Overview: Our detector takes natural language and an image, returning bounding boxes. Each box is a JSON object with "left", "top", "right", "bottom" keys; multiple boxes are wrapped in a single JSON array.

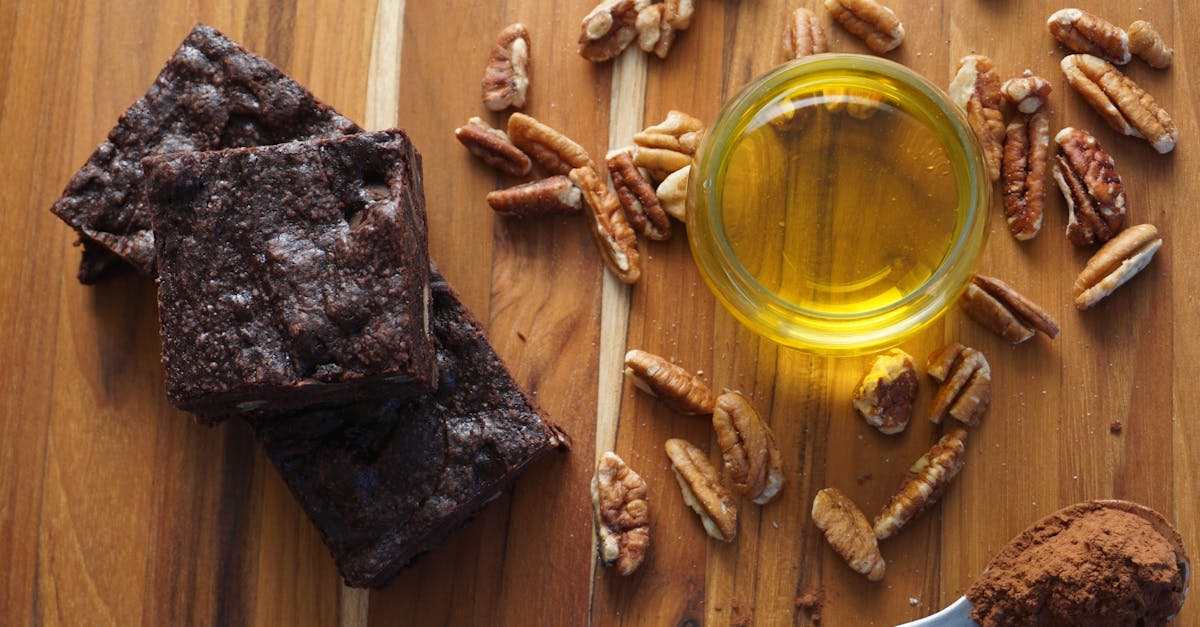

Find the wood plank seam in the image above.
[
  {"left": 588, "top": 45, "right": 648, "bottom": 626},
  {"left": 346, "top": 0, "right": 405, "bottom": 624}
]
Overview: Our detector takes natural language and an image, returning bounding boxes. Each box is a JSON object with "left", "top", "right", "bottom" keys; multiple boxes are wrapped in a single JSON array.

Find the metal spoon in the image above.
[{"left": 895, "top": 500, "right": 1191, "bottom": 627}]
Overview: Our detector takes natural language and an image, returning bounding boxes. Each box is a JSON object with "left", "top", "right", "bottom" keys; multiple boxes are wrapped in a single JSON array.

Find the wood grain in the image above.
[{"left": 2, "top": 0, "right": 1198, "bottom": 625}]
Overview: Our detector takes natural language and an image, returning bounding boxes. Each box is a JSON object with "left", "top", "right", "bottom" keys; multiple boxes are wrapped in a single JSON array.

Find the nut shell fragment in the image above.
[
  {"left": 852, "top": 349, "right": 918, "bottom": 435},
  {"left": 1051, "top": 127, "right": 1126, "bottom": 247},
  {"left": 873, "top": 427, "right": 968, "bottom": 540},
  {"left": 1047, "top": 8, "right": 1130, "bottom": 64},
  {"left": 481, "top": 23, "right": 530, "bottom": 112},
  {"left": 1074, "top": 223, "right": 1162, "bottom": 310},
  {"left": 812, "top": 488, "right": 886, "bottom": 581},
  {"left": 712, "top": 391, "right": 784, "bottom": 505},
  {"left": 1060, "top": 54, "right": 1177, "bottom": 154},
  {"left": 665, "top": 438, "right": 738, "bottom": 542},
  {"left": 623, "top": 348, "right": 715, "bottom": 414},
  {"left": 927, "top": 343, "right": 991, "bottom": 428},
  {"left": 823, "top": 0, "right": 904, "bottom": 54},
  {"left": 592, "top": 452, "right": 650, "bottom": 576}
]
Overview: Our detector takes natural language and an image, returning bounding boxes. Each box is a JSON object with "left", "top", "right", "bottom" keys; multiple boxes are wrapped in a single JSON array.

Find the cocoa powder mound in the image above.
[{"left": 967, "top": 502, "right": 1187, "bottom": 626}]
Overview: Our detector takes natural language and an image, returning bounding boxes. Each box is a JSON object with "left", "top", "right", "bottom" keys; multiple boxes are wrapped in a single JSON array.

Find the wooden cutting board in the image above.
[{"left": 2, "top": 1, "right": 1196, "bottom": 625}]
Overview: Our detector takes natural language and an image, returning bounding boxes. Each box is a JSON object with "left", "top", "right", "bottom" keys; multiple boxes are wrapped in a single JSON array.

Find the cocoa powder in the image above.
[{"left": 967, "top": 501, "right": 1187, "bottom": 626}]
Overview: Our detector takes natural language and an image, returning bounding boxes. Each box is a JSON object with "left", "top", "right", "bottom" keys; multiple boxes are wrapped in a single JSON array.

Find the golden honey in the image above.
[{"left": 688, "top": 55, "right": 989, "bottom": 355}]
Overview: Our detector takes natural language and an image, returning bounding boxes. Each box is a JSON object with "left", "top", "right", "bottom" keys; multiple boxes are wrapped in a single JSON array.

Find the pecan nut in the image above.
[
  {"left": 783, "top": 7, "right": 829, "bottom": 59},
  {"left": 507, "top": 112, "right": 593, "bottom": 175},
  {"left": 634, "top": 110, "right": 705, "bottom": 155},
  {"left": 1047, "top": 8, "right": 1130, "bottom": 64},
  {"left": 639, "top": 0, "right": 695, "bottom": 59},
  {"left": 1051, "top": 127, "right": 1126, "bottom": 247},
  {"left": 635, "top": 4, "right": 666, "bottom": 54},
  {"left": 927, "top": 343, "right": 991, "bottom": 428},
  {"left": 873, "top": 427, "right": 968, "bottom": 540},
  {"left": 811, "top": 488, "right": 886, "bottom": 581},
  {"left": 1074, "top": 223, "right": 1162, "bottom": 310},
  {"left": 486, "top": 176, "right": 583, "bottom": 218},
  {"left": 481, "top": 23, "right": 530, "bottom": 112},
  {"left": 960, "top": 275, "right": 1059, "bottom": 344},
  {"left": 1001, "top": 109, "right": 1050, "bottom": 240},
  {"left": 853, "top": 349, "right": 918, "bottom": 435},
  {"left": 592, "top": 452, "right": 650, "bottom": 576},
  {"left": 656, "top": 164, "right": 689, "bottom": 222},
  {"left": 1001, "top": 70, "right": 1052, "bottom": 114},
  {"left": 579, "top": 0, "right": 640, "bottom": 62},
  {"left": 1128, "top": 20, "right": 1173, "bottom": 69},
  {"left": 454, "top": 117, "right": 532, "bottom": 178},
  {"left": 665, "top": 438, "right": 738, "bottom": 542},
  {"left": 608, "top": 149, "right": 671, "bottom": 240},
  {"left": 822, "top": 0, "right": 904, "bottom": 54},
  {"left": 713, "top": 391, "right": 784, "bottom": 505},
  {"left": 1060, "top": 54, "right": 1178, "bottom": 153},
  {"left": 949, "top": 55, "right": 1005, "bottom": 182},
  {"left": 569, "top": 165, "right": 641, "bottom": 284},
  {"left": 624, "top": 348, "right": 715, "bottom": 414}
]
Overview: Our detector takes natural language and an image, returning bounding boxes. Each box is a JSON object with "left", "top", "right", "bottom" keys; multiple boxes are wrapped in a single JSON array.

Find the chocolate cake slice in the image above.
[
  {"left": 145, "top": 130, "right": 436, "bottom": 421},
  {"left": 50, "top": 23, "right": 361, "bottom": 283},
  {"left": 249, "top": 270, "right": 569, "bottom": 588}
]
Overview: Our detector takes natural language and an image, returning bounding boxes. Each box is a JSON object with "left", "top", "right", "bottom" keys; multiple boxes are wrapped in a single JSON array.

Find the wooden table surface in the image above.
[{"left": 2, "top": 0, "right": 1195, "bottom": 625}]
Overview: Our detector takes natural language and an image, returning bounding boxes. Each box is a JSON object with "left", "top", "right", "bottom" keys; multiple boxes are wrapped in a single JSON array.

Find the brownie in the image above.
[
  {"left": 249, "top": 270, "right": 570, "bottom": 588},
  {"left": 50, "top": 23, "right": 361, "bottom": 283},
  {"left": 145, "top": 130, "right": 437, "bottom": 421}
]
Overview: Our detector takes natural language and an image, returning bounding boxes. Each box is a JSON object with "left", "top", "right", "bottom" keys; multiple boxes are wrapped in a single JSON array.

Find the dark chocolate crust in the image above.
[
  {"left": 50, "top": 23, "right": 361, "bottom": 282},
  {"left": 250, "top": 271, "right": 570, "bottom": 588},
  {"left": 147, "top": 130, "right": 436, "bottom": 421}
]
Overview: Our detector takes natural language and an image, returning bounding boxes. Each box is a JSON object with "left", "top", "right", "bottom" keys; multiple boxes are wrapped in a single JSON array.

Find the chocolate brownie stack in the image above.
[{"left": 48, "top": 24, "right": 568, "bottom": 587}]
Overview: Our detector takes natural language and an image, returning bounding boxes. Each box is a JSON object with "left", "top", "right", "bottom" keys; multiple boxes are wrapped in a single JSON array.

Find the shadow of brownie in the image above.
[
  {"left": 145, "top": 130, "right": 436, "bottom": 421},
  {"left": 249, "top": 270, "right": 570, "bottom": 588},
  {"left": 50, "top": 23, "right": 360, "bottom": 283}
]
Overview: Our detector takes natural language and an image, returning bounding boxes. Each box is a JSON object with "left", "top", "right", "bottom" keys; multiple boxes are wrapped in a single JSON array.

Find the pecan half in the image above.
[
  {"left": 1051, "top": 127, "right": 1126, "bottom": 247},
  {"left": 949, "top": 55, "right": 1005, "bottom": 182},
  {"left": 822, "top": 0, "right": 904, "bottom": 54},
  {"left": 580, "top": 0, "right": 640, "bottom": 62},
  {"left": 656, "top": 164, "right": 689, "bottom": 222},
  {"left": 812, "top": 488, "right": 886, "bottom": 581},
  {"left": 713, "top": 391, "right": 784, "bottom": 505},
  {"left": 640, "top": 0, "right": 695, "bottom": 58},
  {"left": 1001, "top": 71, "right": 1052, "bottom": 114},
  {"left": 852, "top": 349, "right": 918, "bottom": 435},
  {"left": 1047, "top": 8, "right": 1130, "bottom": 65},
  {"left": 454, "top": 117, "right": 532, "bottom": 178},
  {"left": 1060, "top": 54, "right": 1178, "bottom": 154},
  {"left": 570, "top": 164, "right": 641, "bottom": 284},
  {"left": 481, "top": 23, "right": 530, "bottom": 112},
  {"left": 1128, "top": 20, "right": 1173, "bottom": 69},
  {"left": 783, "top": 7, "right": 829, "bottom": 60},
  {"left": 1001, "top": 109, "right": 1050, "bottom": 240},
  {"left": 487, "top": 176, "right": 582, "bottom": 218},
  {"left": 635, "top": 110, "right": 705, "bottom": 154},
  {"left": 608, "top": 149, "right": 671, "bottom": 240},
  {"left": 665, "top": 438, "right": 738, "bottom": 542},
  {"left": 927, "top": 343, "right": 991, "bottom": 428},
  {"left": 635, "top": 4, "right": 666, "bottom": 54},
  {"left": 873, "top": 427, "right": 968, "bottom": 540},
  {"left": 508, "top": 112, "right": 593, "bottom": 175},
  {"left": 1074, "top": 223, "right": 1163, "bottom": 310},
  {"left": 592, "top": 452, "right": 650, "bottom": 576},
  {"left": 961, "top": 275, "right": 1060, "bottom": 344},
  {"left": 624, "top": 348, "right": 716, "bottom": 414}
]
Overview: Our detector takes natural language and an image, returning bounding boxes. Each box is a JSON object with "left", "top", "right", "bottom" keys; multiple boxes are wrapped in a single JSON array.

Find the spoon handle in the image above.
[{"left": 893, "top": 595, "right": 978, "bottom": 627}]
